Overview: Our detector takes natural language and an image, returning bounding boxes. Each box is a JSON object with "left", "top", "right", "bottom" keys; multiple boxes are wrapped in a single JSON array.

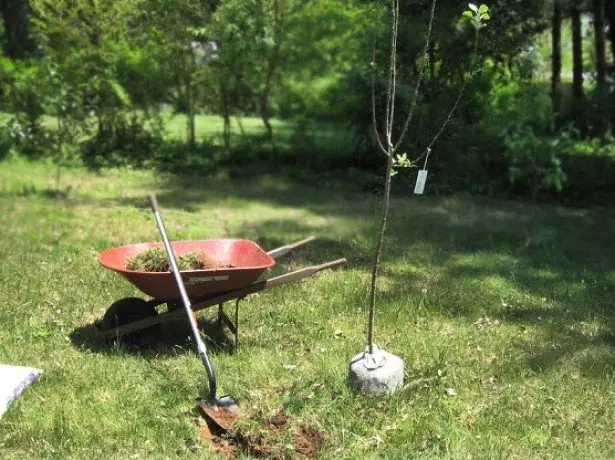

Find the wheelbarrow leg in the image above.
[
  {"left": 217, "top": 303, "right": 224, "bottom": 328},
  {"left": 234, "top": 298, "right": 240, "bottom": 350},
  {"left": 217, "top": 302, "right": 238, "bottom": 349},
  {"left": 213, "top": 299, "right": 241, "bottom": 350}
]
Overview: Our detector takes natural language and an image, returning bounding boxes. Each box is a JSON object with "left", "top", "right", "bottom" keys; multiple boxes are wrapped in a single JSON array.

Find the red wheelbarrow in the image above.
[{"left": 96, "top": 236, "right": 346, "bottom": 345}]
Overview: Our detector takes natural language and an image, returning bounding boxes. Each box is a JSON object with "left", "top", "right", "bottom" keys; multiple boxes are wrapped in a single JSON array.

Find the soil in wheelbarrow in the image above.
[
  {"left": 196, "top": 409, "right": 325, "bottom": 459},
  {"left": 126, "top": 248, "right": 235, "bottom": 272}
]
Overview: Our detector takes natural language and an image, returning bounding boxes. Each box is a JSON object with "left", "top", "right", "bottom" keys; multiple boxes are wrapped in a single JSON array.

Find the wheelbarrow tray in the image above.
[{"left": 98, "top": 239, "right": 275, "bottom": 299}]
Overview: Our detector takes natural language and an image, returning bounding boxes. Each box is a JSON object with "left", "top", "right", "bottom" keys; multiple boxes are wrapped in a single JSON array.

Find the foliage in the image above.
[
  {"left": 0, "top": 0, "right": 612, "bottom": 210},
  {"left": 81, "top": 115, "right": 165, "bottom": 170},
  {"left": 558, "top": 151, "right": 615, "bottom": 206},
  {"left": 0, "top": 58, "right": 46, "bottom": 132},
  {"left": 279, "top": 0, "right": 374, "bottom": 119},
  {"left": 44, "top": 61, "right": 90, "bottom": 191},
  {"left": 0, "top": 123, "right": 12, "bottom": 160},
  {"left": 462, "top": 3, "right": 491, "bottom": 29},
  {"left": 503, "top": 123, "right": 573, "bottom": 200}
]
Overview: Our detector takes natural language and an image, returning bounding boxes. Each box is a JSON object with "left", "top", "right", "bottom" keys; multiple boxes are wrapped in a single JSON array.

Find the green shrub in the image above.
[
  {"left": 0, "top": 124, "right": 12, "bottom": 161},
  {"left": 7, "top": 117, "right": 54, "bottom": 160},
  {"left": 502, "top": 123, "right": 573, "bottom": 201},
  {"left": 558, "top": 152, "right": 615, "bottom": 206},
  {"left": 1, "top": 59, "right": 46, "bottom": 130},
  {"left": 81, "top": 115, "right": 164, "bottom": 169}
]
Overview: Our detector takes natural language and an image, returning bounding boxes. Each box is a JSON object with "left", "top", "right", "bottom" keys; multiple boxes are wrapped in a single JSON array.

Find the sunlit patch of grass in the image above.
[{"left": 1, "top": 158, "right": 615, "bottom": 458}]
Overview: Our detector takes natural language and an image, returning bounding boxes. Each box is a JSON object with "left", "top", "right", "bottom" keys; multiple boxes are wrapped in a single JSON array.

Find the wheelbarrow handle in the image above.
[
  {"left": 265, "top": 258, "right": 347, "bottom": 288},
  {"left": 267, "top": 236, "right": 316, "bottom": 259}
]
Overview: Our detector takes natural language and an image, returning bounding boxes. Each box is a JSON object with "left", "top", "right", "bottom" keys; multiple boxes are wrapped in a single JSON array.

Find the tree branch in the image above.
[
  {"left": 392, "top": 0, "right": 437, "bottom": 153},
  {"left": 371, "top": 31, "right": 389, "bottom": 156},
  {"left": 418, "top": 25, "right": 481, "bottom": 158},
  {"left": 386, "top": 0, "right": 400, "bottom": 148}
]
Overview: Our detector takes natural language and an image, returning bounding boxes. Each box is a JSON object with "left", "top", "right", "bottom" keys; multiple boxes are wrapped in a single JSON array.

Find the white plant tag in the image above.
[{"left": 414, "top": 169, "right": 428, "bottom": 195}]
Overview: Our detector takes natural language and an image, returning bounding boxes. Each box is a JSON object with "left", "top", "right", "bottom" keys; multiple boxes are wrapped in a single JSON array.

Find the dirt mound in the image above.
[{"left": 197, "top": 408, "right": 325, "bottom": 459}]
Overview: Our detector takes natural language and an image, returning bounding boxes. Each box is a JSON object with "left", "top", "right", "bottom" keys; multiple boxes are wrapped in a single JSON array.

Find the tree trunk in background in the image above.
[
  {"left": 186, "top": 71, "right": 196, "bottom": 149},
  {"left": 594, "top": 0, "right": 607, "bottom": 87},
  {"left": 605, "top": 0, "right": 615, "bottom": 132},
  {"left": 258, "top": 0, "right": 284, "bottom": 149},
  {"left": 551, "top": 0, "right": 563, "bottom": 129},
  {"left": 260, "top": 58, "right": 276, "bottom": 148},
  {"left": 593, "top": 0, "right": 608, "bottom": 137},
  {"left": 0, "top": 0, "right": 33, "bottom": 58},
  {"left": 571, "top": 2, "right": 586, "bottom": 138},
  {"left": 607, "top": 0, "right": 615, "bottom": 61},
  {"left": 221, "top": 89, "right": 231, "bottom": 149}
]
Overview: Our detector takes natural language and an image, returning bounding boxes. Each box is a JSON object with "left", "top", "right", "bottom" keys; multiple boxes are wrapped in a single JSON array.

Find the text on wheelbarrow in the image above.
[{"left": 186, "top": 275, "right": 230, "bottom": 285}]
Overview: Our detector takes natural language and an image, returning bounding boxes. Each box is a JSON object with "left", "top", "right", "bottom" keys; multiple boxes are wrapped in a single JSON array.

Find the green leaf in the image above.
[
  {"left": 481, "top": 13, "right": 490, "bottom": 20},
  {"left": 478, "top": 4, "right": 489, "bottom": 14},
  {"left": 109, "top": 80, "right": 131, "bottom": 106},
  {"left": 462, "top": 10, "right": 474, "bottom": 18}
]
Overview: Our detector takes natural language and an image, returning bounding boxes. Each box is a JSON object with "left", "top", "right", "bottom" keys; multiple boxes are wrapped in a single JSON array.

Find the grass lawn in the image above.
[{"left": 0, "top": 157, "right": 614, "bottom": 459}]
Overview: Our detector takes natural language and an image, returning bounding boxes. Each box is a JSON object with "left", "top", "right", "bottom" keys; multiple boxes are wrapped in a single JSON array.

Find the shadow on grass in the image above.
[
  {"left": 70, "top": 315, "right": 237, "bottom": 358},
  {"left": 0, "top": 183, "right": 74, "bottom": 200},
  {"left": 70, "top": 169, "right": 615, "bottom": 376},
  {"left": 112, "top": 173, "right": 614, "bottom": 309}
]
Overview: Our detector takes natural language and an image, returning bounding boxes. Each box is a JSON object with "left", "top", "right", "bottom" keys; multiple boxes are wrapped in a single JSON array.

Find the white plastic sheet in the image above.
[{"left": 0, "top": 365, "right": 42, "bottom": 419}]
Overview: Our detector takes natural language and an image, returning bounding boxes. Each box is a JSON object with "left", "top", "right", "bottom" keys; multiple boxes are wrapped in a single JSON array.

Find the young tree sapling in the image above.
[{"left": 348, "top": 1, "right": 490, "bottom": 396}]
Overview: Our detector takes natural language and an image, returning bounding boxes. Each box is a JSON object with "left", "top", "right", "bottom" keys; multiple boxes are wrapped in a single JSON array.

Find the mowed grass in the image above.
[{"left": 0, "top": 157, "right": 614, "bottom": 459}]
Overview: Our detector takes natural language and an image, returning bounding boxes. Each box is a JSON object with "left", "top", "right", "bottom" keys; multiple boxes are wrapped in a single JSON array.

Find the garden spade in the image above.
[{"left": 148, "top": 193, "right": 240, "bottom": 433}]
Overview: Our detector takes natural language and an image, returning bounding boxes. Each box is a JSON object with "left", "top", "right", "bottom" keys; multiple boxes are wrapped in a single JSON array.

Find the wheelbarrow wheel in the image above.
[{"left": 100, "top": 297, "right": 160, "bottom": 344}]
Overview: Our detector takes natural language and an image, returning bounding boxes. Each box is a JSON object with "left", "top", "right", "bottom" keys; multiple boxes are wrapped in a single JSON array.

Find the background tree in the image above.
[
  {"left": 592, "top": 0, "right": 608, "bottom": 136},
  {"left": 552, "top": 0, "right": 563, "bottom": 126},
  {"left": 606, "top": 0, "right": 615, "bottom": 132},
  {"left": 139, "top": 0, "right": 215, "bottom": 148},
  {"left": 0, "top": 0, "right": 36, "bottom": 58},
  {"left": 571, "top": 0, "right": 586, "bottom": 137},
  {"left": 256, "top": 0, "right": 287, "bottom": 147}
]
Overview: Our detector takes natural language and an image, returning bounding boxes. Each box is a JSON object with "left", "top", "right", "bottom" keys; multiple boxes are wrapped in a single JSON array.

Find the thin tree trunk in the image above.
[
  {"left": 235, "top": 116, "right": 247, "bottom": 138},
  {"left": 524, "top": 174, "right": 540, "bottom": 249},
  {"left": 186, "top": 71, "right": 196, "bottom": 148},
  {"left": 594, "top": 0, "right": 607, "bottom": 88},
  {"left": 259, "top": 0, "right": 284, "bottom": 149},
  {"left": 607, "top": 0, "right": 615, "bottom": 62},
  {"left": 55, "top": 116, "right": 66, "bottom": 195},
  {"left": 593, "top": 0, "right": 608, "bottom": 136},
  {"left": 221, "top": 90, "right": 231, "bottom": 149},
  {"left": 0, "top": 0, "right": 31, "bottom": 58},
  {"left": 260, "top": 107, "right": 274, "bottom": 147},
  {"left": 551, "top": 0, "right": 563, "bottom": 128},
  {"left": 604, "top": 0, "right": 615, "bottom": 133},
  {"left": 260, "top": 56, "right": 276, "bottom": 148},
  {"left": 571, "top": 2, "right": 586, "bottom": 137},
  {"left": 367, "top": 154, "right": 394, "bottom": 354}
]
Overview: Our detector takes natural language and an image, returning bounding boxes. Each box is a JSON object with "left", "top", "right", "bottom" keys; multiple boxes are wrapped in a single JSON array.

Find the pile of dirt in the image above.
[
  {"left": 197, "top": 409, "right": 325, "bottom": 459},
  {"left": 292, "top": 424, "right": 325, "bottom": 457},
  {"left": 125, "top": 248, "right": 235, "bottom": 272}
]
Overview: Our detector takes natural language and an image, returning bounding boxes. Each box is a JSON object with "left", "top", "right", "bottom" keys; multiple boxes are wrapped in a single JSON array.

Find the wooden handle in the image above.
[
  {"left": 265, "top": 258, "right": 346, "bottom": 287},
  {"left": 267, "top": 236, "right": 316, "bottom": 259}
]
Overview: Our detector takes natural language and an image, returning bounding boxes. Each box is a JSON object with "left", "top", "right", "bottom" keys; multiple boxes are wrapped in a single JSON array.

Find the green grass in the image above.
[{"left": 0, "top": 157, "right": 614, "bottom": 459}]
